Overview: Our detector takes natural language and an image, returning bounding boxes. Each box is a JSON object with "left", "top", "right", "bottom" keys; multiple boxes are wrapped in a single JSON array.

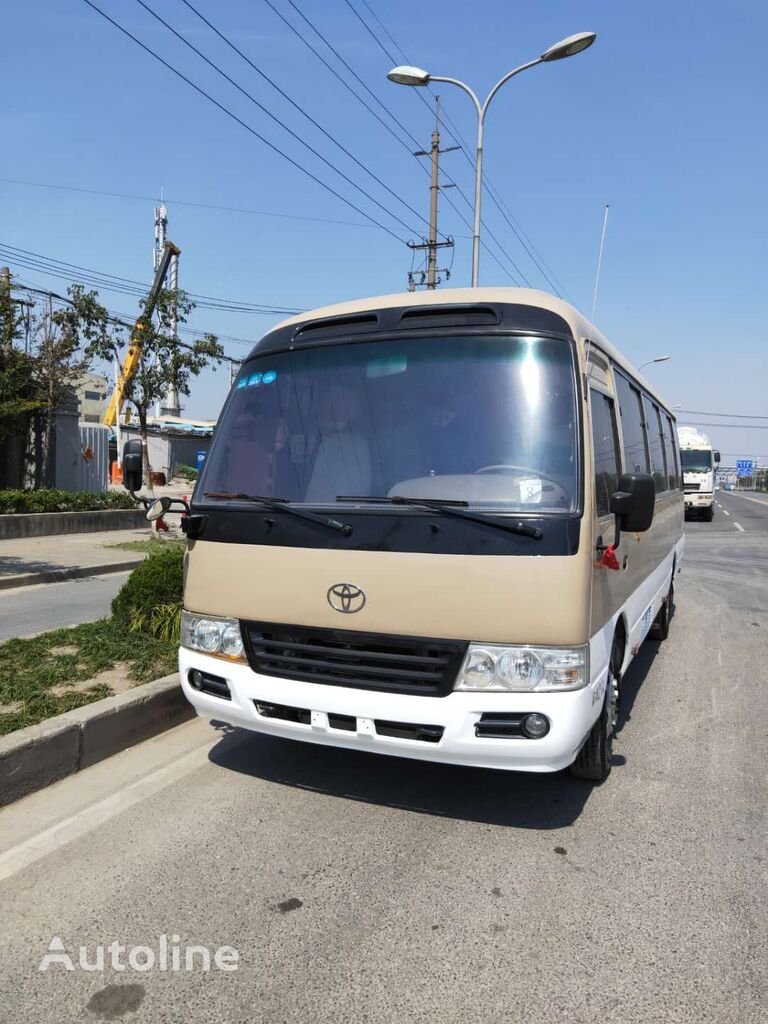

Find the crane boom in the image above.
[{"left": 103, "top": 241, "right": 181, "bottom": 428}]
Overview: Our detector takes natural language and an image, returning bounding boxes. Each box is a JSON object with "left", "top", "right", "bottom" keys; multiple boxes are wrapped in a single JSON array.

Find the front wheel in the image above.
[{"left": 569, "top": 668, "right": 618, "bottom": 783}]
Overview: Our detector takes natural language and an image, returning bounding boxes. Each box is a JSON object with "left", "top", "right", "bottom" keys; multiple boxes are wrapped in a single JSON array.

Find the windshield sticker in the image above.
[
  {"left": 247, "top": 373, "right": 263, "bottom": 387},
  {"left": 263, "top": 370, "right": 277, "bottom": 384}
]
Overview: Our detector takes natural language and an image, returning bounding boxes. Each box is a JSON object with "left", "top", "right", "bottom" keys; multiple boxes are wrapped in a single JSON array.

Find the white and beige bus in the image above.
[{"left": 128, "top": 288, "right": 684, "bottom": 782}]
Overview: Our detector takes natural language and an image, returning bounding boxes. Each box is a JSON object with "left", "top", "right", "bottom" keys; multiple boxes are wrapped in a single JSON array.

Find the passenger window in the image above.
[
  {"left": 642, "top": 396, "right": 667, "bottom": 494},
  {"left": 663, "top": 415, "right": 680, "bottom": 490},
  {"left": 590, "top": 389, "right": 621, "bottom": 517},
  {"left": 614, "top": 373, "right": 650, "bottom": 474}
]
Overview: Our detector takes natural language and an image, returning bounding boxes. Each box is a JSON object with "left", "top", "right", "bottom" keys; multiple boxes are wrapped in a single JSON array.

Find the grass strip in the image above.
[{"left": 0, "top": 618, "right": 177, "bottom": 736}]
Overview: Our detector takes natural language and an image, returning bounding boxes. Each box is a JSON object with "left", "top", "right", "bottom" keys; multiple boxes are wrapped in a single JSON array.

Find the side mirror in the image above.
[
  {"left": 146, "top": 496, "right": 172, "bottom": 522},
  {"left": 122, "top": 439, "right": 143, "bottom": 494},
  {"left": 610, "top": 473, "right": 655, "bottom": 534},
  {"left": 714, "top": 451, "right": 721, "bottom": 464}
]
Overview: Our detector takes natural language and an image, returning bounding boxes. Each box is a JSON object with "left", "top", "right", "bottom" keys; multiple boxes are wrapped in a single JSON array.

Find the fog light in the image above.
[
  {"left": 521, "top": 713, "right": 550, "bottom": 738},
  {"left": 189, "top": 669, "right": 203, "bottom": 690}
]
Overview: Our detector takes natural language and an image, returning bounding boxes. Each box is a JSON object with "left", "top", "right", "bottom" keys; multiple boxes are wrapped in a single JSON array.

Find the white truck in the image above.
[{"left": 677, "top": 426, "right": 720, "bottom": 520}]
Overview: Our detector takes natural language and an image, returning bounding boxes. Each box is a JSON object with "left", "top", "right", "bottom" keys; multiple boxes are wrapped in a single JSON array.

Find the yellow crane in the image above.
[{"left": 103, "top": 241, "right": 181, "bottom": 428}]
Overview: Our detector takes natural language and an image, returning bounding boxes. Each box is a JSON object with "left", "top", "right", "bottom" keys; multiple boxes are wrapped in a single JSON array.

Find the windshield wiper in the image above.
[
  {"left": 336, "top": 495, "right": 543, "bottom": 540},
  {"left": 203, "top": 492, "right": 352, "bottom": 536}
]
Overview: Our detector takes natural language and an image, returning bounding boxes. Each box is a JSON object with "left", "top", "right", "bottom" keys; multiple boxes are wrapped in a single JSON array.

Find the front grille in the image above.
[
  {"left": 684, "top": 483, "right": 701, "bottom": 492},
  {"left": 243, "top": 621, "right": 467, "bottom": 697}
]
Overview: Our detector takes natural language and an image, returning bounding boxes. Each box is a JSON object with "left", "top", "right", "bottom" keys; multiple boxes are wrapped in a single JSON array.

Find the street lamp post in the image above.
[
  {"left": 638, "top": 356, "right": 672, "bottom": 372},
  {"left": 387, "top": 32, "right": 596, "bottom": 287}
]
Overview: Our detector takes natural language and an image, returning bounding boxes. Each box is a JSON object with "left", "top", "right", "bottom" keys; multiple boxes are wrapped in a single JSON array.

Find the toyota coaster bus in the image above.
[{"left": 126, "top": 288, "right": 684, "bottom": 782}]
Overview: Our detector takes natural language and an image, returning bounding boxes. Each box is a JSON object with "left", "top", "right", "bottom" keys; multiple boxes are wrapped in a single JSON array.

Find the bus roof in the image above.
[{"left": 263, "top": 286, "right": 675, "bottom": 417}]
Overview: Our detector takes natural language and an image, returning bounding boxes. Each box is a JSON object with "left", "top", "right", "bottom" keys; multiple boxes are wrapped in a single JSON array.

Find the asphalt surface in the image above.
[
  {"left": 0, "top": 493, "right": 766, "bottom": 1023},
  {"left": 0, "top": 572, "right": 129, "bottom": 642}
]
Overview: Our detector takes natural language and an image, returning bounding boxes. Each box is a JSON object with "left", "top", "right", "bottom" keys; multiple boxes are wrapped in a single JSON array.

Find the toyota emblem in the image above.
[{"left": 327, "top": 583, "right": 366, "bottom": 614}]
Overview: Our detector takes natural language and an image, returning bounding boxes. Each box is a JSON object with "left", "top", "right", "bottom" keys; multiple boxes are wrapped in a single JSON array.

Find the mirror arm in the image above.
[{"left": 596, "top": 516, "right": 622, "bottom": 555}]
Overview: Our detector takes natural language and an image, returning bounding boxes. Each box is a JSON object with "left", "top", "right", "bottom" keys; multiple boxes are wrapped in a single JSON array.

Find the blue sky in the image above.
[{"left": 1, "top": 0, "right": 766, "bottom": 462}]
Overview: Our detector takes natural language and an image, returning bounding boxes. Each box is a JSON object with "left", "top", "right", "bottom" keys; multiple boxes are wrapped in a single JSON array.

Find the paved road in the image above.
[
  {"left": 0, "top": 572, "right": 129, "bottom": 641},
  {"left": 0, "top": 518, "right": 766, "bottom": 1022}
]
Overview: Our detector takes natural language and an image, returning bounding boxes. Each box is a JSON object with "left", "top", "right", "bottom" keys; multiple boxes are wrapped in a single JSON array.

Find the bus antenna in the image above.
[{"left": 584, "top": 203, "right": 610, "bottom": 377}]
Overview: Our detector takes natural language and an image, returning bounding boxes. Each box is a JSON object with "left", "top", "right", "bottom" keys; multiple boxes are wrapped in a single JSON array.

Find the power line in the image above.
[
  {"left": 12, "top": 282, "right": 243, "bottom": 365},
  {"left": 132, "top": 0, "right": 424, "bottom": 240},
  {"left": 79, "top": 0, "right": 408, "bottom": 245},
  {"left": 264, "top": 0, "right": 522, "bottom": 283},
  {"left": 347, "top": 0, "right": 571, "bottom": 296},
  {"left": 676, "top": 409, "right": 768, "bottom": 420},
  {"left": 0, "top": 176, "right": 380, "bottom": 230},
  {"left": 338, "top": 0, "right": 530, "bottom": 284},
  {"left": 176, "top": 0, "right": 433, "bottom": 238},
  {"left": 678, "top": 422, "right": 768, "bottom": 430},
  {"left": 284, "top": 0, "right": 424, "bottom": 152},
  {"left": 0, "top": 242, "right": 305, "bottom": 314}
]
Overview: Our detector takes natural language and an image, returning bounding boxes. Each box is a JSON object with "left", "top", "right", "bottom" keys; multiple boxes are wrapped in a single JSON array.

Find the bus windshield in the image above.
[
  {"left": 681, "top": 449, "right": 713, "bottom": 473},
  {"left": 199, "top": 334, "right": 579, "bottom": 512}
]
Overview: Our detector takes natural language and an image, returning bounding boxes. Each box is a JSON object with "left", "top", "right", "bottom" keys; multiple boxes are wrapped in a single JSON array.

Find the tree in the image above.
[
  {"left": 30, "top": 285, "right": 112, "bottom": 480},
  {"left": 87, "top": 287, "right": 224, "bottom": 487},
  {"left": 0, "top": 272, "right": 42, "bottom": 440}
]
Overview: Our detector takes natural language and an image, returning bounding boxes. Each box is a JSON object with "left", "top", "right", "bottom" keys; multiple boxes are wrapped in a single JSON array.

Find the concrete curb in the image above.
[
  {"left": 0, "top": 509, "right": 147, "bottom": 540},
  {"left": 0, "top": 673, "right": 194, "bottom": 807},
  {"left": 0, "top": 558, "right": 144, "bottom": 591}
]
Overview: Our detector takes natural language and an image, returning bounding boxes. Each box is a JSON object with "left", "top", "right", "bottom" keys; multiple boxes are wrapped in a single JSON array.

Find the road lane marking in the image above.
[
  {"left": 734, "top": 522, "right": 745, "bottom": 533},
  {"left": 731, "top": 493, "right": 768, "bottom": 507},
  {"left": 723, "top": 510, "right": 730, "bottom": 516},
  {"left": 0, "top": 743, "right": 213, "bottom": 883}
]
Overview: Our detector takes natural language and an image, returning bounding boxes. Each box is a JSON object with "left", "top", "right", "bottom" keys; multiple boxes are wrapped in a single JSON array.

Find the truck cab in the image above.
[{"left": 677, "top": 426, "right": 720, "bottom": 520}]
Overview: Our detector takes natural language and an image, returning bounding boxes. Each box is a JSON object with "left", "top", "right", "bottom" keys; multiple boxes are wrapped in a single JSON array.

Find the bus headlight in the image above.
[
  {"left": 455, "top": 644, "right": 587, "bottom": 692},
  {"left": 181, "top": 611, "right": 245, "bottom": 662}
]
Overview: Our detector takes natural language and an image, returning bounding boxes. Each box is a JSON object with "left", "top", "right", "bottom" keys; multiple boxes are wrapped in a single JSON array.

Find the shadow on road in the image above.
[
  {"left": 207, "top": 722, "right": 597, "bottom": 831},
  {"left": 0, "top": 555, "right": 68, "bottom": 578}
]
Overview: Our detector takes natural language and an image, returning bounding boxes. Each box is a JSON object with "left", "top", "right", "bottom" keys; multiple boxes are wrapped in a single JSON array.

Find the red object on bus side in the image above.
[{"left": 600, "top": 545, "right": 621, "bottom": 571}]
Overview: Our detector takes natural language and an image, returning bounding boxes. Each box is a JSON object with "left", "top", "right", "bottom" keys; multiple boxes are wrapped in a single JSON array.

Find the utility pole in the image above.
[
  {"left": 408, "top": 97, "right": 456, "bottom": 290},
  {"left": 152, "top": 203, "right": 182, "bottom": 417},
  {"left": 1, "top": 266, "right": 12, "bottom": 352}
]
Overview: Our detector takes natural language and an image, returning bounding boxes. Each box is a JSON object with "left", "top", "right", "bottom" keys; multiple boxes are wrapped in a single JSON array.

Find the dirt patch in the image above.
[
  {"left": 0, "top": 700, "right": 23, "bottom": 715},
  {"left": 49, "top": 662, "right": 134, "bottom": 697},
  {"left": 48, "top": 645, "right": 79, "bottom": 657}
]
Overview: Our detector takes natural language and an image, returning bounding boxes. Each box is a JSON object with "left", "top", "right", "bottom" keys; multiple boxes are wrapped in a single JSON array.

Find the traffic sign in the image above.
[{"left": 736, "top": 459, "right": 754, "bottom": 478}]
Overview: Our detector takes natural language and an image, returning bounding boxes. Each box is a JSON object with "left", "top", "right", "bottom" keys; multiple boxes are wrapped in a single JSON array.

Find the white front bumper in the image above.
[
  {"left": 179, "top": 649, "right": 604, "bottom": 773},
  {"left": 685, "top": 492, "right": 713, "bottom": 508}
]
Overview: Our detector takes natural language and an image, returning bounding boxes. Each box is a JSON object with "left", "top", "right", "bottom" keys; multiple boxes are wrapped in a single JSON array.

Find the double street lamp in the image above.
[{"left": 387, "top": 32, "right": 596, "bottom": 287}]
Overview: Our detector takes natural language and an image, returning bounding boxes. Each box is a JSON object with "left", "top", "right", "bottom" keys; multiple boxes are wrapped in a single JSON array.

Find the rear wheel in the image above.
[
  {"left": 650, "top": 581, "right": 673, "bottom": 641},
  {"left": 569, "top": 664, "right": 618, "bottom": 783}
]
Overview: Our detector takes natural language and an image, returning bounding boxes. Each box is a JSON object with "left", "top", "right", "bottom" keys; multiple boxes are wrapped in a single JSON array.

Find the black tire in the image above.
[
  {"left": 702, "top": 506, "right": 714, "bottom": 522},
  {"left": 569, "top": 665, "right": 618, "bottom": 783},
  {"left": 649, "top": 582, "right": 673, "bottom": 641}
]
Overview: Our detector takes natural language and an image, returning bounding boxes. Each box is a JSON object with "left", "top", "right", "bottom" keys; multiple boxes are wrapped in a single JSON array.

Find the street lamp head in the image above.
[
  {"left": 652, "top": 356, "right": 672, "bottom": 364},
  {"left": 541, "top": 31, "right": 596, "bottom": 62},
  {"left": 387, "top": 65, "right": 431, "bottom": 86}
]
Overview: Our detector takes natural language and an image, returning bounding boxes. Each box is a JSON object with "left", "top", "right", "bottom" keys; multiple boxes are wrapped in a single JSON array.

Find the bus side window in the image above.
[
  {"left": 615, "top": 373, "right": 650, "bottom": 475},
  {"left": 590, "top": 389, "right": 621, "bottom": 517},
  {"left": 663, "top": 414, "right": 680, "bottom": 490},
  {"left": 642, "top": 395, "right": 667, "bottom": 495}
]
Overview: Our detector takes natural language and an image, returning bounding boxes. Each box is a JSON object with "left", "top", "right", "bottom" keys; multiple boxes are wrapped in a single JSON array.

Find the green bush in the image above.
[
  {"left": 0, "top": 488, "right": 136, "bottom": 515},
  {"left": 111, "top": 544, "right": 185, "bottom": 630},
  {"left": 175, "top": 464, "right": 198, "bottom": 481}
]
